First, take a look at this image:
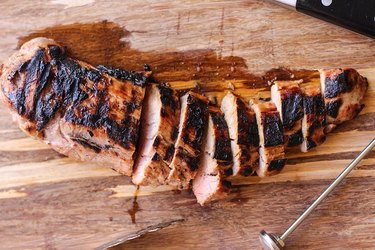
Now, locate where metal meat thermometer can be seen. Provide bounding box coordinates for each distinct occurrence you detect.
[270,0,375,38]
[259,138,375,250]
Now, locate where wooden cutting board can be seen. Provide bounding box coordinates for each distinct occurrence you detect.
[0,1,374,249]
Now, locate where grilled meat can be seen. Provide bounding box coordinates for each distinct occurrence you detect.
[132,84,180,185]
[301,80,326,152]
[0,38,147,176]
[193,105,232,205]
[271,80,304,147]
[250,99,286,177]
[320,68,368,125]
[167,91,209,189]
[221,92,259,177]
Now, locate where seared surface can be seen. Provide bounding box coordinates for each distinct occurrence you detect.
[221,92,259,177]
[132,84,180,185]
[0,38,147,176]
[271,80,304,147]
[168,91,209,189]
[193,105,232,205]
[250,99,286,177]
[320,68,368,124]
[301,81,326,152]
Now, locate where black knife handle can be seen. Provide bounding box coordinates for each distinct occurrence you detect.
[296,0,375,38]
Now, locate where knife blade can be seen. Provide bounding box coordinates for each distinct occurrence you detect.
[270,0,375,38]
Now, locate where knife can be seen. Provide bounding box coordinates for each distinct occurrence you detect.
[270,0,375,38]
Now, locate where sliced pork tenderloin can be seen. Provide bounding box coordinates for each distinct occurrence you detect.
[168,91,209,189]
[250,99,286,177]
[132,84,180,185]
[300,80,326,152]
[271,80,304,147]
[193,105,232,205]
[320,68,368,125]
[221,92,259,177]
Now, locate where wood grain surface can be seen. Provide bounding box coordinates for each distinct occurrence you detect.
[0,0,374,249]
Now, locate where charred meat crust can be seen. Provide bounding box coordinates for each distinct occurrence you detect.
[209,109,232,162]
[236,98,259,147]
[326,99,342,118]
[261,111,284,147]
[280,88,304,129]
[96,65,149,87]
[324,70,352,98]
[180,93,209,154]
[268,159,287,172]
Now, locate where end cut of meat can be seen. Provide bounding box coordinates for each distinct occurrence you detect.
[271,80,304,147]
[250,99,286,177]
[221,92,259,177]
[193,105,232,205]
[168,91,209,189]
[0,37,148,176]
[320,68,368,125]
[132,84,180,185]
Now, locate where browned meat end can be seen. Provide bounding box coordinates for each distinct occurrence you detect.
[301,80,326,152]
[250,99,286,177]
[168,91,209,189]
[0,37,148,176]
[271,80,304,147]
[320,68,368,125]
[193,105,232,205]
[132,84,180,185]
[221,92,259,177]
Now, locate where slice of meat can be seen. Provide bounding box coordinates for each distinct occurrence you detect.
[250,99,286,177]
[193,105,232,205]
[168,91,209,189]
[132,84,180,185]
[271,80,304,147]
[221,92,259,177]
[320,68,368,125]
[300,80,326,152]
[0,37,148,176]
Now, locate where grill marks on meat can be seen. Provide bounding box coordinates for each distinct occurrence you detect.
[271,80,304,147]
[301,81,326,152]
[132,84,180,185]
[320,68,368,125]
[168,91,209,189]
[193,105,232,205]
[0,38,147,176]
[221,92,259,177]
[250,99,286,177]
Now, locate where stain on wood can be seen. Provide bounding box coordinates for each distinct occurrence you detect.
[0,1,374,249]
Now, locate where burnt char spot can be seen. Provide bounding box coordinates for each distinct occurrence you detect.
[268,159,286,172]
[158,85,179,113]
[88,130,94,137]
[281,92,303,128]
[224,168,233,176]
[153,136,161,148]
[324,70,352,98]
[261,112,284,147]
[164,144,175,162]
[71,138,102,153]
[171,126,179,141]
[86,68,102,83]
[308,120,324,136]
[181,93,208,150]
[239,167,253,176]
[305,139,317,151]
[176,149,200,172]
[152,153,161,161]
[326,99,342,118]
[287,129,303,147]
[303,94,325,116]
[236,98,259,146]
[210,110,232,162]
[96,65,148,87]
